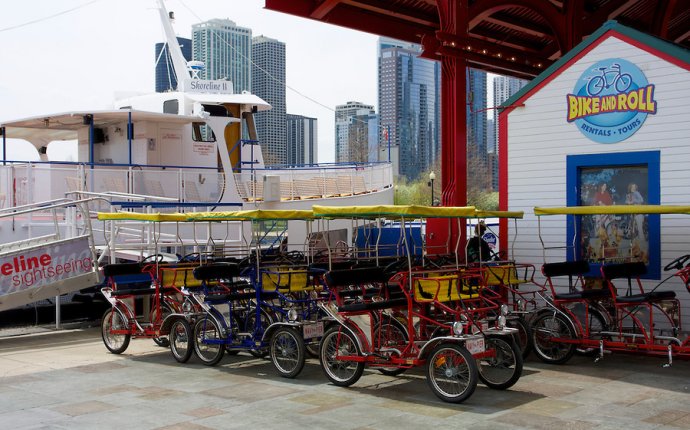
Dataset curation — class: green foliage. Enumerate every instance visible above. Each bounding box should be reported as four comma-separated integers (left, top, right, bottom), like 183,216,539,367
468,191,499,211
393,175,499,210
394,176,436,205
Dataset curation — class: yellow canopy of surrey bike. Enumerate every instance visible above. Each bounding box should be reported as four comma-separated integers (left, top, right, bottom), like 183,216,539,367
96,212,188,222
185,209,315,221
312,204,476,219
534,205,690,216
97,210,314,222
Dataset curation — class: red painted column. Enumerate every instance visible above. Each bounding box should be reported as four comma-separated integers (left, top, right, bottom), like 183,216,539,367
426,0,468,256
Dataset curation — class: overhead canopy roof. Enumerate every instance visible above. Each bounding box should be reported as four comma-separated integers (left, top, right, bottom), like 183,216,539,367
265,0,690,79
1,110,200,148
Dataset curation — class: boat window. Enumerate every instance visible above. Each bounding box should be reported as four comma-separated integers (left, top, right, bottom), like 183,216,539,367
163,99,179,114
202,104,230,117
192,122,216,142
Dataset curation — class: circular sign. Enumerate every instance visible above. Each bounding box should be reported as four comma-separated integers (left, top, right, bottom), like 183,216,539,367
482,232,497,249
567,58,657,143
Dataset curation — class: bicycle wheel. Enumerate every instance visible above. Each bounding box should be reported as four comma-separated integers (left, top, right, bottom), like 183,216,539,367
531,312,577,364
101,307,131,354
169,318,193,363
425,342,478,403
270,326,306,378
193,317,225,366
305,341,320,357
506,316,533,359
477,335,523,390
615,73,632,92
586,76,605,96
319,326,365,387
374,316,408,376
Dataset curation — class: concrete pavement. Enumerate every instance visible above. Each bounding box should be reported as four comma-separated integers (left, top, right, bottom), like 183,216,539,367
0,326,689,429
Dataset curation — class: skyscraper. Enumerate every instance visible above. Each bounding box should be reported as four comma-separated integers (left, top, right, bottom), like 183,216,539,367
335,101,375,163
492,75,528,152
491,75,528,189
378,37,440,180
192,19,252,93
467,69,488,154
252,36,286,165
466,69,492,192
286,114,318,165
155,37,192,93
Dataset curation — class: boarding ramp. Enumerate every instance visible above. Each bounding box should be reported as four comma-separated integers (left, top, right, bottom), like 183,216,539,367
0,198,101,313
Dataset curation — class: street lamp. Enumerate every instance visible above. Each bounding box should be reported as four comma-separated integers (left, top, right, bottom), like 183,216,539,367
428,171,436,206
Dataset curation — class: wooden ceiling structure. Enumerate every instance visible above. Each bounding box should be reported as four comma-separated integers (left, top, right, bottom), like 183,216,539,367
264,0,690,246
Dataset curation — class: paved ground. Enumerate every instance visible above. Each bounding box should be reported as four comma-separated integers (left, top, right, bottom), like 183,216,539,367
0,326,689,430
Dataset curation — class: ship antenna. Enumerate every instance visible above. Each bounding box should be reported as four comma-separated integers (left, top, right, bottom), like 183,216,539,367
156,0,192,88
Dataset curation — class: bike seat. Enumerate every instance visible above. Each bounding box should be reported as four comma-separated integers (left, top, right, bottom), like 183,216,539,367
337,297,408,313
616,290,676,304
554,288,610,301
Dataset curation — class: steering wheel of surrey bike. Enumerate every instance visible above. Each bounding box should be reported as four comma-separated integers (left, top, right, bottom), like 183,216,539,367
664,254,690,272
139,253,166,266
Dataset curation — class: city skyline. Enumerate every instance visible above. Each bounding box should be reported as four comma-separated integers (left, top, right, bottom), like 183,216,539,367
378,37,441,180
0,0,378,163
1,1,508,170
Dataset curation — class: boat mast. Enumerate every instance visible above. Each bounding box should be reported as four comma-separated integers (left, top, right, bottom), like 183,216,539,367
156,0,191,89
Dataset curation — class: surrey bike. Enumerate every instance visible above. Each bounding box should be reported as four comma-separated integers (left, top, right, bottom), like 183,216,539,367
313,205,521,403
184,210,331,375
97,212,204,363
463,210,546,359
532,205,690,366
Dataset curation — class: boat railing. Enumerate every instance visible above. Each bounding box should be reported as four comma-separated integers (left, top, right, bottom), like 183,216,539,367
234,162,393,202
0,160,393,208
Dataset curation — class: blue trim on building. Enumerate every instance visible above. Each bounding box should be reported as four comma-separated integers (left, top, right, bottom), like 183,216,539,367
566,150,660,279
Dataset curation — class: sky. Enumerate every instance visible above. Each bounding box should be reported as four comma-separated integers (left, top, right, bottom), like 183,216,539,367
0,0,381,162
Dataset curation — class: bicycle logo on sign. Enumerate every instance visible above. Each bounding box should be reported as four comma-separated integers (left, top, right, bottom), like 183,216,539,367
586,63,633,96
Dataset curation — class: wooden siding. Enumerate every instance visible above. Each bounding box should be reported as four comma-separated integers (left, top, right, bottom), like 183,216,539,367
506,35,690,316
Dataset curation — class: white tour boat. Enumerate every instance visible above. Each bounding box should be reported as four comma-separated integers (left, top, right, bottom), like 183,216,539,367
0,0,392,314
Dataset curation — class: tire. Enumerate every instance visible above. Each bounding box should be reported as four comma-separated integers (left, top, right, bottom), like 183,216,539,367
101,307,131,354
531,312,577,364
153,337,170,347
506,316,533,359
270,326,306,378
305,341,320,358
477,335,523,390
374,316,408,376
169,318,194,363
425,342,478,403
193,317,225,366
226,348,240,356
319,326,365,387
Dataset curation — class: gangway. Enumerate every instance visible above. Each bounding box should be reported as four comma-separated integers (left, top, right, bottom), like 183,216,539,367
0,198,102,325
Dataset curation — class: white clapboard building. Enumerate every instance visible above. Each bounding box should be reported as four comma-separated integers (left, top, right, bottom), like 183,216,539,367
499,20,690,315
